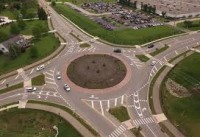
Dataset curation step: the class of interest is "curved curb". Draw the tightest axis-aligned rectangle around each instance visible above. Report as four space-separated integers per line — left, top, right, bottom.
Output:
151 51 194 137
26 103 95 137
62 52 132 94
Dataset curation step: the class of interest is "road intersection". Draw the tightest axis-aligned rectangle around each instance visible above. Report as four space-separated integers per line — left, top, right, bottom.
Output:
0 0 200 137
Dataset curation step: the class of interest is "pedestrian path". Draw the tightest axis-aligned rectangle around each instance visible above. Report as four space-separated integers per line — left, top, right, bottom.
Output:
108 124 127 137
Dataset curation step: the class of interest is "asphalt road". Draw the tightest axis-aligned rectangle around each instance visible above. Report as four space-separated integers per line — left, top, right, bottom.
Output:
1 1 200 137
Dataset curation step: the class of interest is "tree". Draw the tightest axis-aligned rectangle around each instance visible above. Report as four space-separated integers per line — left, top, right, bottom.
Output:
37 7 47 20
0 30 8 42
30 46 38 59
51 1 56 6
183 20 193 28
161 11 166 18
9 44 21 59
32 24 48 37
10 23 20 35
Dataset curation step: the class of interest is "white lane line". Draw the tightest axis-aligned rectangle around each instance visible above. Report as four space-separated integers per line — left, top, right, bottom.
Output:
45 81 56 84
45 72 54 76
121 95 124 105
1 79 6 84
100 101 104 116
114 98 117 107
15 75 19 80
91 100 94 109
107 100 110 109
30 68 34 74
146 124 158 137
45 77 54 80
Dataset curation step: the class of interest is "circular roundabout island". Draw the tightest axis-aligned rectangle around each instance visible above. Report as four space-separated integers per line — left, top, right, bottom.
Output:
67 54 127 89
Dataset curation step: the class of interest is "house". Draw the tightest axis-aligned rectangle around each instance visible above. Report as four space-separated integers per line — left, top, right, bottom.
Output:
0 35 31 54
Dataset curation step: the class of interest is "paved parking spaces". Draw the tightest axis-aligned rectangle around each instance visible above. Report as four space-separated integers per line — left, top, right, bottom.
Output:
108 124 127 137
122 53 144 69
83 95 126 116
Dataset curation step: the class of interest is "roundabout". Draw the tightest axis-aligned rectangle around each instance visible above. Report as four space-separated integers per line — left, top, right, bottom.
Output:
67 54 127 89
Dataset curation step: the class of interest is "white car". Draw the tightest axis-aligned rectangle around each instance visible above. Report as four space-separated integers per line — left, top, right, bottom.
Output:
26 87 37 92
151 61 157 66
56 72 61 80
36 64 45 71
64 84 70 92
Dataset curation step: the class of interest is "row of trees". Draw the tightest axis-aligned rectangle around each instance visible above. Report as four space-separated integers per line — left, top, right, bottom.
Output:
183 20 200 28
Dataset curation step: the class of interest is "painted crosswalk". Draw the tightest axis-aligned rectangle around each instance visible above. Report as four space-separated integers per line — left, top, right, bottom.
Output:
123 53 144 69
44 70 57 87
17 68 29 81
132 117 155 127
108 124 127 137
66 45 97 54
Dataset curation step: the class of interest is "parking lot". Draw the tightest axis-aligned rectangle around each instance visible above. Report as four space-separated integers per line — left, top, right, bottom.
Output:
81 2 162 30
134 0 200 18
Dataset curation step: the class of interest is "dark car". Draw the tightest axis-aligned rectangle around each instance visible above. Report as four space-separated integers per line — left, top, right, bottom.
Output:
148 44 154 48
113 49 121 53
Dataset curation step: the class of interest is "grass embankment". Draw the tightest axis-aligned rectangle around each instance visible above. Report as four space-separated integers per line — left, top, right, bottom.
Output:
161 53 200 137
135 55 149 62
28 100 99 136
32 74 45 86
109 106 130 122
177 20 200 31
0 83 23 94
150 46 169 56
0 108 82 137
53 4 182 45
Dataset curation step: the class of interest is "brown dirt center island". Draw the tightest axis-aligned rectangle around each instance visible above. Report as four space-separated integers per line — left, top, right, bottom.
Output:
67 54 127 89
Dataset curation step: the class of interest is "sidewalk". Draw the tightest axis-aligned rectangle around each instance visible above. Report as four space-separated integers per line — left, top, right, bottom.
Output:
26 103 95 137
152 51 194 137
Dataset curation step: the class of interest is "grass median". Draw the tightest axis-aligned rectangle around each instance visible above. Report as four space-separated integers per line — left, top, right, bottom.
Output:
53 4 182 46
32 74 45 86
150 45 169 56
0 83 23 94
135 55 149 62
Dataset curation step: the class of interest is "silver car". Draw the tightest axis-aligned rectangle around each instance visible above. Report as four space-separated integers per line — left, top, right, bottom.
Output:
63 84 70 92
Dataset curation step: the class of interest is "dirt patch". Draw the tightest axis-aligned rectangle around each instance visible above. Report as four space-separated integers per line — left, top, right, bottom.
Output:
67 54 127 89
165 78 191 98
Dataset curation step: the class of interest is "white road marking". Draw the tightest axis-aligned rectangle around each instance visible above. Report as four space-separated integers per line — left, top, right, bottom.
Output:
15 75 19 80
114 98 117 107
100 101 104 116
1 79 6 84
107 100 110 109
121 95 124 105
30 68 34 74
91 100 94 108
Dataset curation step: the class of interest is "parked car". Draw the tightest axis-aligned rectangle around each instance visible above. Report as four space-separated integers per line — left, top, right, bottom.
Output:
151 60 157 66
36 64 45 71
26 87 37 92
64 84 70 92
113 49 121 53
56 72 61 80
148 44 154 48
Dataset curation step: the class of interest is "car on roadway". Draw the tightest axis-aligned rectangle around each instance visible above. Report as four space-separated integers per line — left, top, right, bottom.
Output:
26 87 37 92
148 44 154 48
64 84 70 92
151 60 157 66
56 72 61 80
113 49 121 53
36 64 45 71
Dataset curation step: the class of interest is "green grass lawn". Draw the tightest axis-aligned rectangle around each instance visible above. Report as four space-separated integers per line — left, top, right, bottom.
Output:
0 108 82 137
135 54 149 62
50 0 115 5
168 53 200 89
0 34 60 75
32 74 45 86
0 83 23 94
161 53 200 137
109 106 130 122
53 4 182 46
177 20 200 31
80 43 91 48
150 45 169 56
0 10 18 19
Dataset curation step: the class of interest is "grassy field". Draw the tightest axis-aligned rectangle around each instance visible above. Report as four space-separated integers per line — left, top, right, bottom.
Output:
150 45 169 56
0 83 23 94
0 34 59 75
53 4 182 45
161 53 200 137
32 74 45 86
135 54 149 62
177 20 200 31
109 106 130 122
0 108 82 137
0 10 17 19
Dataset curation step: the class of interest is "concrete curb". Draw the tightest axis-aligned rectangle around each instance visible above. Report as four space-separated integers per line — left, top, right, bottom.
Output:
26 103 95 137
